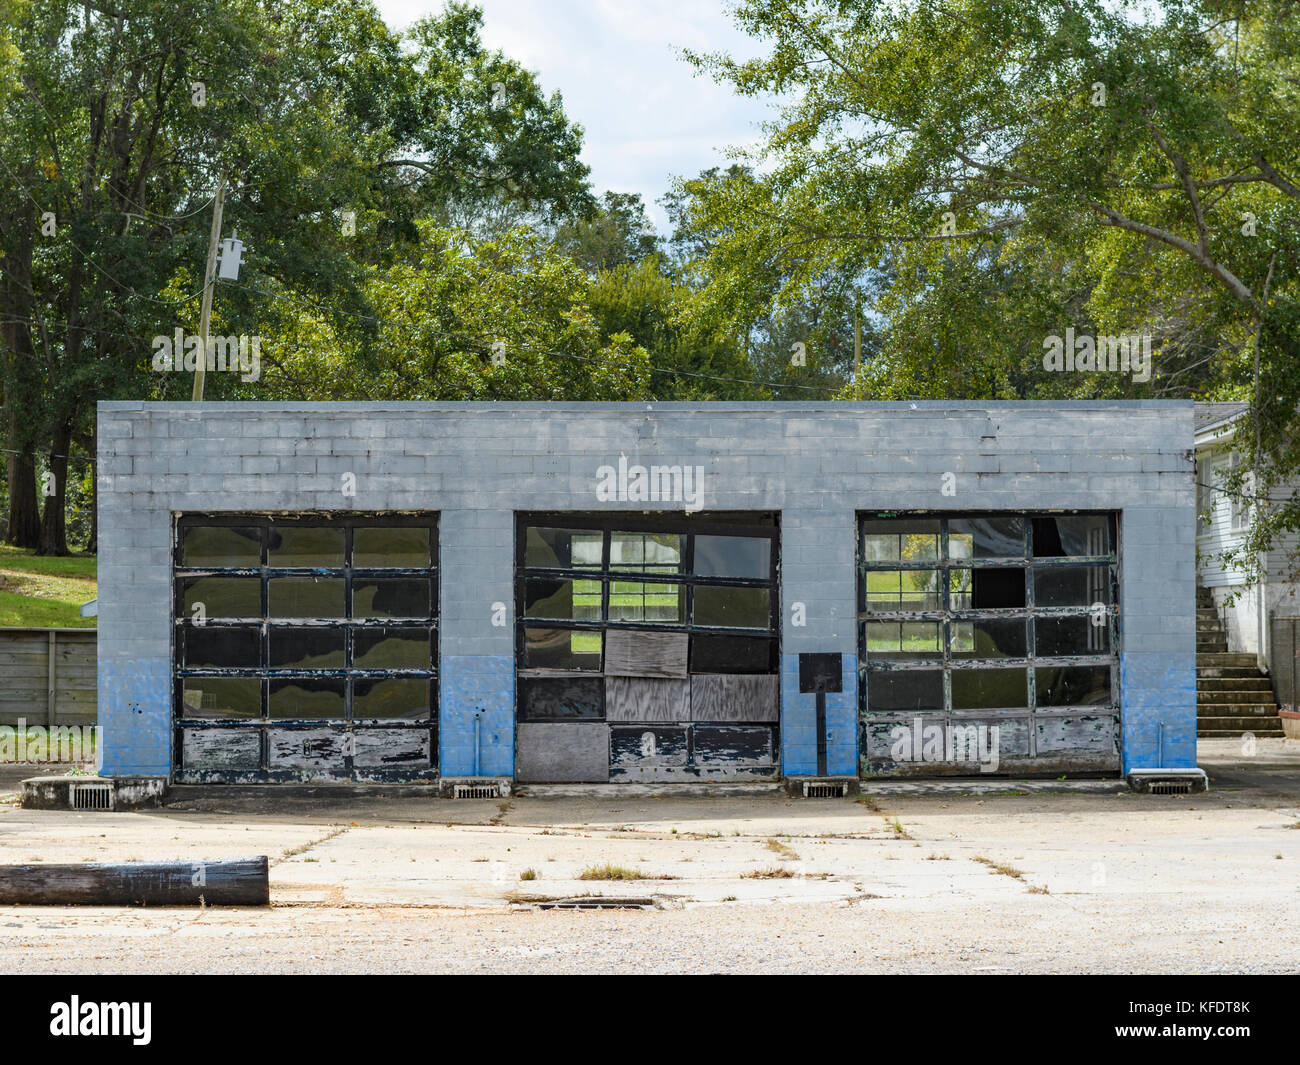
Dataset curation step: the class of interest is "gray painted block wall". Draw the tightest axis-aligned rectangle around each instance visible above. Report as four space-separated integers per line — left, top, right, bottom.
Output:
95 400 1196 779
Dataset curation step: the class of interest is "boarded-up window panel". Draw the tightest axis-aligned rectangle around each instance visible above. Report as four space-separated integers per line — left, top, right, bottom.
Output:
862 717 1031 768
181 728 261 772
690 674 778 722
519 677 605 721
609 725 690 770
1035 715 1119 753
604 629 688 678
267 727 349 773
515 723 610 782
605 677 690 722
692 725 776 768
352 728 433 769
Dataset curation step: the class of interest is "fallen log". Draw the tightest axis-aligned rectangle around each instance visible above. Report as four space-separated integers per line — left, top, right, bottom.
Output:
0 856 269 906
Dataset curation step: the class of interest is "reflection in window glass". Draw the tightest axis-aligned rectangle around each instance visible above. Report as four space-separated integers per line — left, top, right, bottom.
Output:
353 578 431 619
353 678 431 720
689 634 775 673
268 526 344 567
181 677 261 719
865 620 942 656
610 532 683 572
353 527 429 568
523 626 602 671
181 576 261 618
1035 665 1112 706
948 517 1025 559
865 569 941 612
692 585 770 628
1033 566 1111 607
182 526 260 568
269 678 346 719
524 527 603 570
269 577 346 618
1032 515 1111 557
1035 615 1110 656
861 520 940 563
951 619 1027 658
352 627 433 669
608 581 685 623
693 535 770 579
183 626 260 669
523 578 601 622
951 668 1029 710
518 677 605 721
866 670 944 713
269 628 345 670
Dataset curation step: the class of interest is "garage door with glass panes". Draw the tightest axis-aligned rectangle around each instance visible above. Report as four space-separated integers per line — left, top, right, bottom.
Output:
173 515 438 782
516 514 780 782
858 513 1119 776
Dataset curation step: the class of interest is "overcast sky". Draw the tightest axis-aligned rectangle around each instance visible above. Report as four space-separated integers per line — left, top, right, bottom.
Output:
372 0 775 230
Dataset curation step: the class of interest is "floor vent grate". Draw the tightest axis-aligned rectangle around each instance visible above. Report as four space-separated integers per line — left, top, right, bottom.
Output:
71 783 112 811
1149 781 1192 795
453 783 501 799
803 781 849 798
536 897 655 910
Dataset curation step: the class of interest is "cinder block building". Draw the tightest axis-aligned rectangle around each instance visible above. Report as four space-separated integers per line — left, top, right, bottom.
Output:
94 400 1197 785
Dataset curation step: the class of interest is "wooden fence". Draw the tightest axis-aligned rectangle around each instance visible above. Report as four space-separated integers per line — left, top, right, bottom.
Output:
0 628 97 728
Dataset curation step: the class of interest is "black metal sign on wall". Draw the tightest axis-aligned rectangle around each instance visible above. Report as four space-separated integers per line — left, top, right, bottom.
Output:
171 513 439 783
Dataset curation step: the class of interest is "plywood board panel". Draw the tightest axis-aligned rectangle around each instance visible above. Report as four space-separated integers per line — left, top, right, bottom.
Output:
268 727 347 773
516 722 609 782
692 725 776 768
606 678 690 722
604 630 688 679
353 728 432 769
1035 714 1119 753
690 674 778 722
182 727 261 772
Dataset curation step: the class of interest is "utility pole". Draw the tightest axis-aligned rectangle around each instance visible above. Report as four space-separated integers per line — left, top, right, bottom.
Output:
853 300 862 384
192 171 227 402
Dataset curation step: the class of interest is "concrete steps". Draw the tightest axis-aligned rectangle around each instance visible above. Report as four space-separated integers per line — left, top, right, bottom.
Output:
1195 587 1283 737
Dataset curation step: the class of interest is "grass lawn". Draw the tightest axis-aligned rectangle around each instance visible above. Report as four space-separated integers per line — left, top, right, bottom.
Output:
0 545 97 628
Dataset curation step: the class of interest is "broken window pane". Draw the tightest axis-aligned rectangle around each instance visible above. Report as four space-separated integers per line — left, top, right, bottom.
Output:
353 527 430 568
525 527 603 570
269 577 346 618
692 584 770 628
518 677 605 721
951 568 1026 609
523 578 602 622
861 520 940 563
608 580 685 623
268 526 344 568
1031 515 1112 557
689 634 776 674
1035 665 1112 706
951 667 1029 710
950 619 1027 658
181 677 261 719
183 626 260 669
865 620 942 657
353 578 432 619
352 626 434 670
353 678 432 721
864 569 941 612
610 531 684 573
523 626 602 671
269 678 346 719
181 576 260 619
269 628 345 670
181 525 260 568
865 669 944 713
1035 615 1110 656
948 517 1025 560
1033 565 1111 607
693 535 770 579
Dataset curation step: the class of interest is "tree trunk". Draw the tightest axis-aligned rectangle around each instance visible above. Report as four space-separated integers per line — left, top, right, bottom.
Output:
36 421 71 556
0 197 41 548
5 448 40 547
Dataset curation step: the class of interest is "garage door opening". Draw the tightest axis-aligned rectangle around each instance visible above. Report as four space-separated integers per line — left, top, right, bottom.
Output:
858 512 1120 776
515 512 780 782
173 513 439 782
